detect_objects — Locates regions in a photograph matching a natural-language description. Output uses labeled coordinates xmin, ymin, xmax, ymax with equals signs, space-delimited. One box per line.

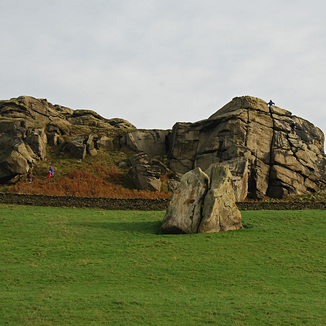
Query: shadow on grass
xmin=72 ymin=220 xmax=163 ymax=235
xmin=242 ymin=223 xmax=255 ymax=229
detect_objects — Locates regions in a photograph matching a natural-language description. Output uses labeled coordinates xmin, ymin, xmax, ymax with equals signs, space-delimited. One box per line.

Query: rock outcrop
xmin=168 ymin=96 xmax=326 ymax=199
xmin=128 ymin=153 xmax=169 ymax=192
xmin=63 ymin=135 xmax=87 ymax=160
xmin=0 ymin=134 xmax=36 ymax=183
xmin=0 ymin=96 xmax=135 ymax=182
xmin=1 ymin=95 xmax=325 ymax=200
xmin=119 ymin=130 xmax=169 ymax=157
xmin=162 ymin=164 xmax=242 ymax=234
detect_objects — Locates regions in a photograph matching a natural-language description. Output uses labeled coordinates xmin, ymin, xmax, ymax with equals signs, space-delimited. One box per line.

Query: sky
xmin=1 ymin=0 xmax=325 ymax=139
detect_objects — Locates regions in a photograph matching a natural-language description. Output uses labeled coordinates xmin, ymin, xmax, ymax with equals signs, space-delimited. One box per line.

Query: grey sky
xmin=1 ymin=0 xmax=325 ymax=139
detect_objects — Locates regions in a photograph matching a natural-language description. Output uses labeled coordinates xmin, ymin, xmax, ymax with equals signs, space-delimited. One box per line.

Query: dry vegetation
xmin=10 ymin=166 xmax=171 ymax=199
xmin=7 ymin=147 xmax=171 ymax=199
xmin=4 ymin=144 xmax=326 ymax=202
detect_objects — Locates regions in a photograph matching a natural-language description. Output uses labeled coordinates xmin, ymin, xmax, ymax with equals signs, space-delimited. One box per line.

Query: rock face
xmin=0 ymin=96 xmax=135 ymax=182
xmin=25 ymin=128 xmax=47 ymax=160
xmin=128 ymin=153 xmax=167 ymax=192
xmin=120 ymin=130 xmax=169 ymax=157
xmin=162 ymin=164 xmax=242 ymax=234
xmin=0 ymin=134 xmax=36 ymax=183
xmin=169 ymin=96 xmax=326 ymax=199
xmin=1 ymin=95 xmax=325 ymax=199
xmin=63 ymin=135 xmax=87 ymax=160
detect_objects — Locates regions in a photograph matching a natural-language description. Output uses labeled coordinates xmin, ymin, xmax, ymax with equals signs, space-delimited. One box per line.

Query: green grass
xmin=0 ymin=206 xmax=325 ymax=325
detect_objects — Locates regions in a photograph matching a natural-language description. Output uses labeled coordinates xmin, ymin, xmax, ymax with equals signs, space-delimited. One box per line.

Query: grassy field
xmin=0 ymin=205 xmax=325 ymax=325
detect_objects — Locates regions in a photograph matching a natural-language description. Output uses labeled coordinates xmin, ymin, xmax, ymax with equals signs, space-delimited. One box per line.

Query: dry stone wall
xmin=0 ymin=193 xmax=325 ymax=210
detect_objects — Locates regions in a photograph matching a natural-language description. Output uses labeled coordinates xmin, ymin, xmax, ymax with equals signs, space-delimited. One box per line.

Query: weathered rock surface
xmin=0 ymin=134 xmax=36 ymax=183
xmin=86 ymin=134 xmax=98 ymax=156
xmin=64 ymin=135 xmax=87 ymax=160
xmin=96 ymin=136 xmax=114 ymax=150
xmin=0 ymin=96 xmax=136 ymax=130
xmin=162 ymin=167 xmax=209 ymax=234
xmin=162 ymin=164 xmax=242 ymax=234
xmin=128 ymin=153 xmax=163 ymax=191
xmin=0 ymin=96 xmax=136 ymax=182
xmin=169 ymin=96 xmax=326 ymax=199
xmin=1 ymin=95 xmax=325 ymax=199
xmin=25 ymin=128 xmax=47 ymax=160
xmin=199 ymin=164 xmax=242 ymax=233
xmin=120 ymin=130 xmax=169 ymax=157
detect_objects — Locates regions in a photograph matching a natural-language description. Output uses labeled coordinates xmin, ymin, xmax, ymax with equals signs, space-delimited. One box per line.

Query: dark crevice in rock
xmin=266 ymin=105 xmax=276 ymax=196
xmin=196 ymin=176 xmax=209 ymax=233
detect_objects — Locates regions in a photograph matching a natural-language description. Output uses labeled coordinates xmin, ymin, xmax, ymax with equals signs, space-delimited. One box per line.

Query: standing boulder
xmin=198 ymin=164 xmax=242 ymax=233
xmin=217 ymin=157 xmax=249 ymax=202
xmin=162 ymin=167 xmax=209 ymax=234
xmin=162 ymin=164 xmax=242 ymax=234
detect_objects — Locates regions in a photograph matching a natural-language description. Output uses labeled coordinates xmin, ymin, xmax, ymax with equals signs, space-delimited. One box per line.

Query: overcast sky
xmin=1 ymin=0 xmax=325 ymax=139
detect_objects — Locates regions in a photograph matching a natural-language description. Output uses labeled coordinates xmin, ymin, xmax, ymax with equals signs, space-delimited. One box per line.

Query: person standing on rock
xmin=290 ymin=121 xmax=297 ymax=134
xmin=268 ymin=100 xmax=275 ymax=107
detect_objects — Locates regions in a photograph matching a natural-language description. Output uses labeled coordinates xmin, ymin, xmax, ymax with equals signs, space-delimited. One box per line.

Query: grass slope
xmin=0 ymin=206 xmax=325 ymax=325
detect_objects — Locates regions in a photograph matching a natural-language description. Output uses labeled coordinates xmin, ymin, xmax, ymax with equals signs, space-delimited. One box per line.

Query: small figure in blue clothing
xmin=268 ymin=100 xmax=275 ymax=107
xmin=49 ymin=166 xmax=54 ymax=176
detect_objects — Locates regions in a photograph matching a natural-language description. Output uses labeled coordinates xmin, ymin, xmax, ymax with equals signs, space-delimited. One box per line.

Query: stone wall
xmin=236 ymin=201 xmax=326 ymax=210
xmin=0 ymin=193 xmax=325 ymax=210
xmin=0 ymin=193 xmax=169 ymax=211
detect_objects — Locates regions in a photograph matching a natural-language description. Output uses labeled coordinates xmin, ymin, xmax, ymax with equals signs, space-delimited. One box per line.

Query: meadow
xmin=0 ymin=205 xmax=325 ymax=325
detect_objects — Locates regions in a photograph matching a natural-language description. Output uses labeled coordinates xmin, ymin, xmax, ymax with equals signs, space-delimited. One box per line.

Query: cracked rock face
xmin=128 ymin=153 xmax=163 ymax=192
xmin=120 ymin=130 xmax=168 ymax=157
xmin=1 ymin=95 xmax=325 ymax=198
xmin=169 ymin=96 xmax=326 ymax=199
xmin=161 ymin=164 xmax=242 ymax=234
xmin=0 ymin=96 xmax=136 ymax=182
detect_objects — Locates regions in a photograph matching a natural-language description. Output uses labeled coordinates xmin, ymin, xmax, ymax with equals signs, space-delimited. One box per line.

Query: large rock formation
xmin=162 ymin=164 xmax=242 ymax=234
xmin=1 ymin=95 xmax=325 ymax=200
xmin=0 ymin=96 xmax=135 ymax=183
xmin=168 ymin=96 xmax=326 ymax=199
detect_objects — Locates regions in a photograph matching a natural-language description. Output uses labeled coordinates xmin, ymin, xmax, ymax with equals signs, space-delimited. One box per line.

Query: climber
xmin=290 ymin=121 xmax=297 ymax=134
xmin=268 ymin=100 xmax=275 ymax=107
